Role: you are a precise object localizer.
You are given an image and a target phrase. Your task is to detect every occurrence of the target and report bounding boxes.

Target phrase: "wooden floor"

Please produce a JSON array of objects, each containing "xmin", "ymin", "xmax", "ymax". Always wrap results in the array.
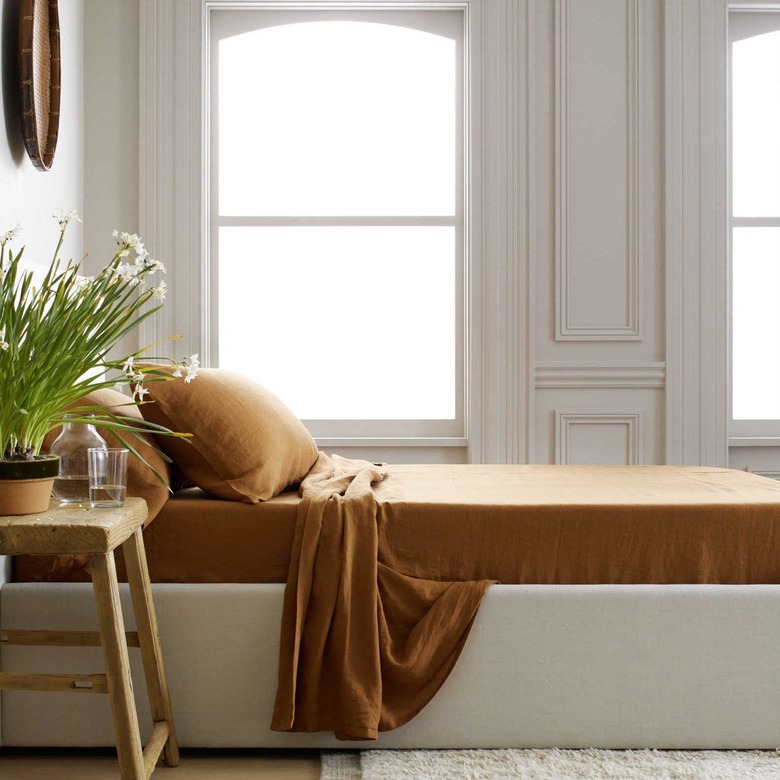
[{"xmin": 0, "ymin": 748, "xmax": 322, "ymax": 779}]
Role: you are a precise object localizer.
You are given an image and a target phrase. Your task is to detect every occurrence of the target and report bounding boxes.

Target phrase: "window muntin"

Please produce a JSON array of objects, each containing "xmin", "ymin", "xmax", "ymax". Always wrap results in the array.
[{"xmin": 210, "ymin": 10, "xmax": 464, "ymax": 438}]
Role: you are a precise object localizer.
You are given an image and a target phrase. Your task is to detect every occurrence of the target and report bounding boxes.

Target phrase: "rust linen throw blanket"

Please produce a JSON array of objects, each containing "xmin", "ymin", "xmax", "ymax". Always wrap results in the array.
[{"xmin": 271, "ymin": 453, "xmax": 493, "ymax": 740}]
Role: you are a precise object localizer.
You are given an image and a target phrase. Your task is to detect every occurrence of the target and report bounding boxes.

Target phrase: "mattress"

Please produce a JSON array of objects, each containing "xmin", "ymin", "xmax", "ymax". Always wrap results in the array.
[
  {"xmin": 7, "ymin": 583, "xmax": 780, "ymax": 748},
  {"xmin": 14, "ymin": 464, "xmax": 780, "ymax": 586}
]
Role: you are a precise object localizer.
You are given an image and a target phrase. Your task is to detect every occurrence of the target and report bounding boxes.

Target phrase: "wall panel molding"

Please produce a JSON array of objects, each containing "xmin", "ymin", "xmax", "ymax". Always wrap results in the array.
[
  {"xmin": 139, "ymin": 0, "xmax": 205, "ymax": 362},
  {"xmin": 554, "ymin": 0, "xmax": 641, "ymax": 341},
  {"xmin": 535, "ymin": 362, "xmax": 665, "ymax": 388},
  {"xmin": 469, "ymin": 0, "xmax": 532, "ymax": 463},
  {"xmin": 664, "ymin": 0, "xmax": 728, "ymax": 466},
  {"xmin": 555, "ymin": 411, "xmax": 643, "ymax": 465}
]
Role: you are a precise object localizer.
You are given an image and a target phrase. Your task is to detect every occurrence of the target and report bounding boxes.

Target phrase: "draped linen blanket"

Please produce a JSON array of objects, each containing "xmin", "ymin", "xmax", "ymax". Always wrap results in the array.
[{"xmin": 271, "ymin": 453, "xmax": 493, "ymax": 740}]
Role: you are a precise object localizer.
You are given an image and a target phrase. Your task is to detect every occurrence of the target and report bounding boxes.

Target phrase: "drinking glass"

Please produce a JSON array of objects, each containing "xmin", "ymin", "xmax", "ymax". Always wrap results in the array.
[{"xmin": 88, "ymin": 448, "xmax": 128, "ymax": 508}]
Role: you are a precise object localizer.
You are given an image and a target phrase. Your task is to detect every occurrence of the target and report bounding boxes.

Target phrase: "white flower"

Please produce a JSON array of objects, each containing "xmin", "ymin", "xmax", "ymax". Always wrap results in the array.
[
  {"xmin": 122, "ymin": 356, "xmax": 135, "ymax": 376},
  {"xmin": 54, "ymin": 209, "xmax": 81, "ymax": 228},
  {"xmin": 113, "ymin": 230, "xmax": 144, "ymax": 263},
  {"xmin": 116, "ymin": 231, "xmax": 141, "ymax": 249},
  {"xmin": 130, "ymin": 371, "xmax": 149, "ymax": 401},
  {"xmin": 72, "ymin": 275, "xmax": 94, "ymax": 292},
  {"xmin": 172, "ymin": 353, "xmax": 199, "ymax": 380},
  {"xmin": 151, "ymin": 280, "xmax": 167, "ymax": 301},
  {"xmin": 132, "ymin": 384, "xmax": 150, "ymax": 402},
  {"xmin": 111, "ymin": 232, "xmax": 165, "ymax": 287},
  {"xmin": 116, "ymin": 263, "xmax": 141, "ymax": 286},
  {"xmin": 184, "ymin": 353, "xmax": 199, "ymax": 383},
  {"xmin": 144, "ymin": 259, "xmax": 166, "ymax": 275},
  {"xmin": 0, "ymin": 327, "xmax": 8, "ymax": 351},
  {"xmin": 0, "ymin": 224, "xmax": 21, "ymax": 244},
  {"xmin": 134, "ymin": 243, "xmax": 149, "ymax": 262}
]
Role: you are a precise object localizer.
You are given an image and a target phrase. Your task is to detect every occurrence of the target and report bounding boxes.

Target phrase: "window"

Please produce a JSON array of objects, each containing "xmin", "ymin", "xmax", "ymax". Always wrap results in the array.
[
  {"xmin": 209, "ymin": 9, "xmax": 465, "ymax": 440},
  {"xmin": 730, "ymin": 12, "xmax": 780, "ymax": 436}
]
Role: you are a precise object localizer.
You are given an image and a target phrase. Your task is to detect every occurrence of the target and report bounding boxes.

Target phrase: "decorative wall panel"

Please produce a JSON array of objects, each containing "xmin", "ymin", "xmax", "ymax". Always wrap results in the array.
[
  {"xmin": 535, "ymin": 362, "xmax": 664, "ymax": 388},
  {"xmin": 555, "ymin": 411, "xmax": 642, "ymax": 465},
  {"xmin": 555, "ymin": 0, "xmax": 641, "ymax": 340}
]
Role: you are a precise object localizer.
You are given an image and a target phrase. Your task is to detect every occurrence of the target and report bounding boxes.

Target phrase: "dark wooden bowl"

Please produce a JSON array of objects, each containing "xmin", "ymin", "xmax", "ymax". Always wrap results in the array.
[{"xmin": 18, "ymin": 0, "xmax": 61, "ymax": 172}]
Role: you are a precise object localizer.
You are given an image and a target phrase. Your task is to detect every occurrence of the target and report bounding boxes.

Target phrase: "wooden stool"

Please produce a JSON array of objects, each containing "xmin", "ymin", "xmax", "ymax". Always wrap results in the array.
[{"xmin": 0, "ymin": 498, "xmax": 179, "ymax": 779}]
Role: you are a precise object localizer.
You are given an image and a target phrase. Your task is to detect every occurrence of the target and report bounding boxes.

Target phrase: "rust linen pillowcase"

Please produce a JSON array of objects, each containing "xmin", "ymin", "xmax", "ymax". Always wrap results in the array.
[
  {"xmin": 139, "ymin": 368, "xmax": 319, "ymax": 503},
  {"xmin": 43, "ymin": 387, "xmax": 172, "ymax": 527}
]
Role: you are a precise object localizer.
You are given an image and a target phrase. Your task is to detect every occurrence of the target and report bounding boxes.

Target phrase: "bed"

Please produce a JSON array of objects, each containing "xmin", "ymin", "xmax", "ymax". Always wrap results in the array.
[{"xmin": 3, "ymin": 373, "xmax": 780, "ymax": 749}]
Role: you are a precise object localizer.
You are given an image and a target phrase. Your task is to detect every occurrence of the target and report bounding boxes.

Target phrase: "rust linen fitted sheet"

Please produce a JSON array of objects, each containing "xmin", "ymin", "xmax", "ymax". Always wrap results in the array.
[
  {"xmin": 373, "ymin": 464, "xmax": 780, "ymax": 584},
  {"xmin": 14, "ymin": 463, "xmax": 780, "ymax": 585},
  {"xmin": 13, "ymin": 488, "xmax": 300, "ymax": 584}
]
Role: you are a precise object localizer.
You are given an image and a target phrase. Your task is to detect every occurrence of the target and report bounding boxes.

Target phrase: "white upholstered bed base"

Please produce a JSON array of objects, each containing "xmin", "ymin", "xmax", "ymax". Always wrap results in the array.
[{"xmin": 1, "ymin": 583, "xmax": 779, "ymax": 749}]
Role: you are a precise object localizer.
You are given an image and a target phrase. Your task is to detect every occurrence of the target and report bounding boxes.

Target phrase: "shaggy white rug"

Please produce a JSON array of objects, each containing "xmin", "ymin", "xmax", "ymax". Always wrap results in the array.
[{"xmin": 320, "ymin": 748, "xmax": 780, "ymax": 779}]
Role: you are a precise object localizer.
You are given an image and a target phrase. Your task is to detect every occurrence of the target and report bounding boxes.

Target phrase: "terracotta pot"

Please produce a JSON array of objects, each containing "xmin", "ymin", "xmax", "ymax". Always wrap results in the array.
[{"xmin": 0, "ymin": 456, "xmax": 59, "ymax": 515}]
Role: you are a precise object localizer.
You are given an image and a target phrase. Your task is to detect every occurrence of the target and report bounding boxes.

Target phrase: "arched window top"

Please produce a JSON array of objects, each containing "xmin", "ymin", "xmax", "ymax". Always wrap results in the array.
[
  {"xmin": 216, "ymin": 15, "xmax": 459, "ymax": 217},
  {"xmin": 222, "ymin": 17, "xmax": 458, "ymax": 45},
  {"xmin": 211, "ymin": 8, "xmax": 462, "ymax": 44}
]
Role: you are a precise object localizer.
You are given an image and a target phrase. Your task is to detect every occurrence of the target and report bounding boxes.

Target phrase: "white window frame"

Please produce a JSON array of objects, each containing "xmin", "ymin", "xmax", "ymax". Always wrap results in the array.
[
  {"xmin": 728, "ymin": 4, "xmax": 780, "ymax": 441},
  {"xmin": 208, "ymin": 8, "xmax": 466, "ymax": 442},
  {"xmin": 139, "ymin": 0, "xmax": 532, "ymax": 463},
  {"xmin": 667, "ymin": 0, "xmax": 780, "ymax": 459}
]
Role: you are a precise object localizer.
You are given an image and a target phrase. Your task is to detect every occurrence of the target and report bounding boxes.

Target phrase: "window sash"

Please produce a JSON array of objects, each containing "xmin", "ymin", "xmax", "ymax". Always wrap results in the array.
[{"xmin": 208, "ymin": 7, "xmax": 466, "ymax": 439}]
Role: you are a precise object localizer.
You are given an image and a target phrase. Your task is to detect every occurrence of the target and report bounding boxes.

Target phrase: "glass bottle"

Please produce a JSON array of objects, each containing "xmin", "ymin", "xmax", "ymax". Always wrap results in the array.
[{"xmin": 50, "ymin": 415, "xmax": 108, "ymax": 504}]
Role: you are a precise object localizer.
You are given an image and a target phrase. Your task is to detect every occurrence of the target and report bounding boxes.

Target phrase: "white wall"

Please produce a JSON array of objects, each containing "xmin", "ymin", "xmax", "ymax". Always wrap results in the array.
[
  {"xmin": 0, "ymin": 0, "xmax": 84, "ymax": 588},
  {"xmin": 0, "ymin": 0, "xmax": 83, "ymax": 268},
  {"xmin": 83, "ymin": 0, "xmax": 139, "ymax": 268},
  {"xmin": 82, "ymin": 0, "xmax": 140, "ymax": 366}
]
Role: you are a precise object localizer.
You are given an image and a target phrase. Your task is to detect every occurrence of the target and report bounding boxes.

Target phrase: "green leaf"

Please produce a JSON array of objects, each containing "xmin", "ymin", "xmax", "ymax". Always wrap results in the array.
[{"xmin": 0, "ymin": 218, "xmax": 197, "ymax": 478}]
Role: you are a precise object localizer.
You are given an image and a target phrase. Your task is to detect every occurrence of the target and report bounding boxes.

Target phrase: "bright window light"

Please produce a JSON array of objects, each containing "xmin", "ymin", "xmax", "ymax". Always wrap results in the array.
[
  {"xmin": 733, "ymin": 31, "xmax": 780, "ymax": 217},
  {"xmin": 218, "ymin": 21, "xmax": 456, "ymax": 217},
  {"xmin": 732, "ymin": 227, "xmax": 780, "ymax": 419},
  {"xmin": 213, "ymin": 16, "xmax": 461, "ymax": 429},
  {"xmin": 218, "ymin": 226, "xmax": 456, "ymax": 419}
]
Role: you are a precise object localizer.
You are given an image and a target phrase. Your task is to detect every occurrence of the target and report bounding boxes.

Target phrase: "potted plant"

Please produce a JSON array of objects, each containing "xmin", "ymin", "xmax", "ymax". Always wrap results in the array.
[{"xmin": 0, "ymin": 211, "xmax": 197, "ymax": 514}]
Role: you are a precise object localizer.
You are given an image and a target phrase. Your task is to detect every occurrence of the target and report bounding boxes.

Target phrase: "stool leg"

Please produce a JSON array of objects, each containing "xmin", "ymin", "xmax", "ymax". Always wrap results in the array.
[
  {"xmin": 123, "ymin": 527, "xmax": 181, "ymax": 767},
  {"xmin": 90, "ymin": 552, "xmax": 145, "ymax": 780}
]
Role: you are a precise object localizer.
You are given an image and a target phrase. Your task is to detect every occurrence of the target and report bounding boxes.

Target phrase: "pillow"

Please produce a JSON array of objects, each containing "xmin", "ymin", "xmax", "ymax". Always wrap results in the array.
[
  {"xmin": 43, "ymin": 387, "xmax": 172, "ymax": 527},
  {"xmin": 139, "ymin": 368, "xmax": 318, "ymax": 502}
]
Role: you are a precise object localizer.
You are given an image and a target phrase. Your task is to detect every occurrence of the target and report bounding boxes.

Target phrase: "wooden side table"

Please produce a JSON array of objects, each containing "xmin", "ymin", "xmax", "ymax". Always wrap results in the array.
[{"xmin": 0, "ymin": 497, "xmax": 179, "ymax": 779}]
